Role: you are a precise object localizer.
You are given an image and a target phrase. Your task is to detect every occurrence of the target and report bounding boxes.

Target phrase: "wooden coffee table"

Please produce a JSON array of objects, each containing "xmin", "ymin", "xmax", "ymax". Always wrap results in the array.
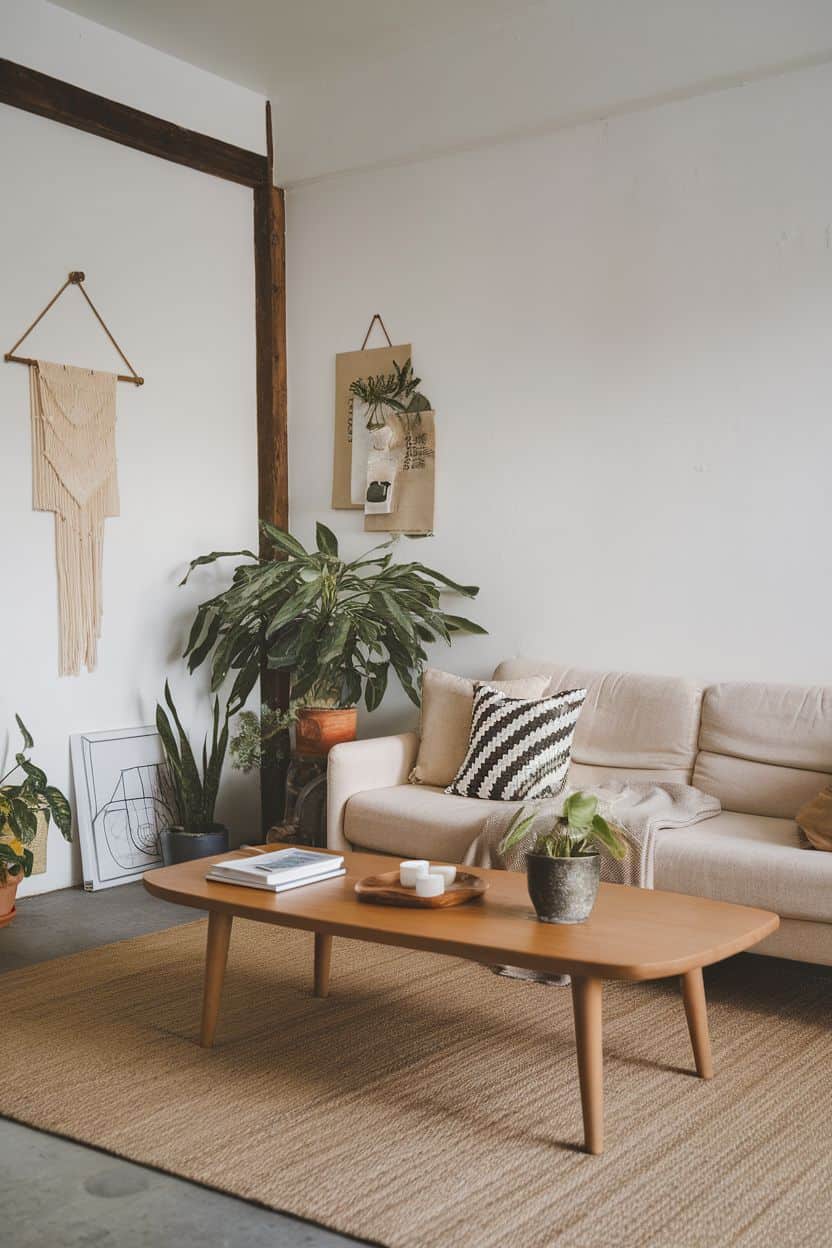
[{"xmin": 144, "ymin": 845, "xmax": 778, "ymax": 1155}]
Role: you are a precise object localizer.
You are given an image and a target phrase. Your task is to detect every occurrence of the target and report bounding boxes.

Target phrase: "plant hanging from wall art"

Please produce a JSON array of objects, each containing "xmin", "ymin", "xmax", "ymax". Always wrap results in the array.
[{"xmin": 350, "ymin": 357, "xmax": 431, "ymax": 431}]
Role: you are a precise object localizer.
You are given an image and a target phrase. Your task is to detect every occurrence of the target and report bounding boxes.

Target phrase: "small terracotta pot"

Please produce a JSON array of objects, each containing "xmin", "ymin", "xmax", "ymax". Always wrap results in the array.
[
  {"xmin": 0, "ymin": 870, "xmax": 22, "ymax": 928},
  {"xmin": 295, "ymin": 706, "xmax": 358, "ymax": 757}
]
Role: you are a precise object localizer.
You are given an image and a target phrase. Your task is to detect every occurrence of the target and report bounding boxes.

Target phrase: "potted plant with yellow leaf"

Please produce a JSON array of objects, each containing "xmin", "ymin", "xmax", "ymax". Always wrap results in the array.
[{"xmin": 0, "ymin": 716, "xmax": 72, "ymax": 926}]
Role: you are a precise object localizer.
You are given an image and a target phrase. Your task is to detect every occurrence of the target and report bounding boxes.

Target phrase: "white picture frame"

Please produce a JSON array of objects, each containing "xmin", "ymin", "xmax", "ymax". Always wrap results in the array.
[{"xmin": 70, "ymin": 726, "xmax": 176, "ymax": 891}]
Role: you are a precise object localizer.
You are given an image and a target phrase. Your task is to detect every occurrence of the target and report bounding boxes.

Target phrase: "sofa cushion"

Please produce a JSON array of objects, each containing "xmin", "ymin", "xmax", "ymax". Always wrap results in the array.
[
  {"xmin": 445, "ymin": 683, "xmax": 586, "ymax": 801},
  {"xmin": 796, "ymin": 784, "xmax": 832, "ymax": 852},
  {"xmin": 410, "ymin": 668, "xmax": 550, "ymax": 788},
  {"xmin": 653, "ymin": 811, "xmax": 832, "ymax": 924},
  {"xmin": 344, "ymin": 785, "xmax": 503, "ymax": 862},
  {"xmin": 692, "ymin": 681, "xmax": 832, "ymax": 818},
  {"xmin": 492, "ymin": 659, "xmax": 702, "ymax": 781}
]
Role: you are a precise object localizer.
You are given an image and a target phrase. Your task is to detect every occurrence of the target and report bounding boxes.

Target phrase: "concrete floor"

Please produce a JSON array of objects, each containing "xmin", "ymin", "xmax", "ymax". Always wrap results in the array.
[{"xmin": 0, "ymin": 883, "xmax": 363, "ymax": 1248}]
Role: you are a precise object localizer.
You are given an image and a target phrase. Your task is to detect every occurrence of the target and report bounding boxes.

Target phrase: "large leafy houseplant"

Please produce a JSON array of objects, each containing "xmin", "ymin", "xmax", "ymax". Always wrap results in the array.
[
  {"xmin": 0, "ymin": 717, "xmax": 72, "ymax": 912},
  {"xmin": 181, "ymin": 522, "xmax": 486, "ymax": 717},
  {"xmin": 155, "ymin": 683, "xmax": 231, "ymax": 862}
]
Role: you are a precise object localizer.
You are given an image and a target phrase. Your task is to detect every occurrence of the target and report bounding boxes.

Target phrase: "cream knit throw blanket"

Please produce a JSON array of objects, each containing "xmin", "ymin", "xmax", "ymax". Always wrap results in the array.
[
  {"xmin": 30, "ymin": 361, "xmax": 119, "ymax": 676},
  {"xmin": 463, "ymin": 779, "xmax": 721, "ymax": 887}
]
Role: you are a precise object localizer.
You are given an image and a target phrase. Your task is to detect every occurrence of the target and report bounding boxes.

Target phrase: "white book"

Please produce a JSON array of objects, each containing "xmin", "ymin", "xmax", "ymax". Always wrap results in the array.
[
  {"xmin": 206, "ymin": 866, "xmax": 346, "ymax": 894},
  {"xmin": 211, "ymin": 848, "xmax": 344, "ymax": 886}
]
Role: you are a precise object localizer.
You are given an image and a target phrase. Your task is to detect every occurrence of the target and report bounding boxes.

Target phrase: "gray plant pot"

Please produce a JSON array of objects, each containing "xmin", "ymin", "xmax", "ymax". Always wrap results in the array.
[
  {"xmin": 526, "ymin": 852, "xmax": 601, "ymax": 924},
  {"xmin": 166, "ymin": 824, "xmax": 229, "ymax": 865}
]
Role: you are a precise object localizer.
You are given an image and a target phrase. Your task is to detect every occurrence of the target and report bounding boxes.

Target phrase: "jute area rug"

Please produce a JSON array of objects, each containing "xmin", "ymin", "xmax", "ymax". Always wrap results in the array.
[{"xmin": 2, "ymin": 919, "xmax": 830, "ymax": 1248}]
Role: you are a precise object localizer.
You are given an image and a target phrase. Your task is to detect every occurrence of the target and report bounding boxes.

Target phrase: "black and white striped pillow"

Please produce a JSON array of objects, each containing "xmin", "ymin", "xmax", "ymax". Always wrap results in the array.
[{"xmin": 445, "ymin": 683, "xmax": 586, "ymax": 801}]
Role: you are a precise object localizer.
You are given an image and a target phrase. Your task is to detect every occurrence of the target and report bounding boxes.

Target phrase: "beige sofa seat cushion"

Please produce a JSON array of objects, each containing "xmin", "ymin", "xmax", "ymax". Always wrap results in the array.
[
  {"xmin": 692, "ymin": 682, "xmax": 832, "ymax": 818},
  {"xmin": 492, "ymin": 659, "xmax": 702, "ymax": 780},
  {"xmin": 653, "ymin": 811, "xmax": 832, "ymax": 924},
  {"xmin": 344, "ymin": 785, "xmax": 506, "ymax": 862},
  {"xmin": 410, "ymin": 668, "xmax": 549, "ymax": 788}
]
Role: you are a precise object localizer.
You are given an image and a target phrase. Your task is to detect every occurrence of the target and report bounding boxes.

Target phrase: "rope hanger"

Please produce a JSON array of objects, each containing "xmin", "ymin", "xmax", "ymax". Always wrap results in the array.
[
  {"xmin": 4, "ymin": 271, "xmax": 144, "ymax": 386},
  {"xmin": 360, "ymin": 313, "xmax": 393, "ymax": 350}
]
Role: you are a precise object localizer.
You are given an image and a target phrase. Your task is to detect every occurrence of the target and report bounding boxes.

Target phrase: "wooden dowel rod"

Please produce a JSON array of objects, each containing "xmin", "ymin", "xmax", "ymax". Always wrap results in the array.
[{"xmin": 4, "ymin": 352, "xmax": 144, "ymax": 386}]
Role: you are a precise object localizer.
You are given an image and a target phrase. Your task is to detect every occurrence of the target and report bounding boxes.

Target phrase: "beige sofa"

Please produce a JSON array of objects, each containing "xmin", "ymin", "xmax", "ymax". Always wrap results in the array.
[{"xmin": 328, "ymin": 660, "xmax": 832, "ymax": 967}]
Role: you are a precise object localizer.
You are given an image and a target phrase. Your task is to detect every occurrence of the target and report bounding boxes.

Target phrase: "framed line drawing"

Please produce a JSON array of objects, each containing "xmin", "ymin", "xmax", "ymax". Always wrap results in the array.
[{"xmin": 70, "ymin": 726, "xmax": 176, "ymax": 890}]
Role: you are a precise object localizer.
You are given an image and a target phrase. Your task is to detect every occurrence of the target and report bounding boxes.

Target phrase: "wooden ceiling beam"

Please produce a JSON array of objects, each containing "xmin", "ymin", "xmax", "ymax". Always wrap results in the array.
[{"xmin": 0, "ymin": 57, "xmax": 268, "ymax": 187}]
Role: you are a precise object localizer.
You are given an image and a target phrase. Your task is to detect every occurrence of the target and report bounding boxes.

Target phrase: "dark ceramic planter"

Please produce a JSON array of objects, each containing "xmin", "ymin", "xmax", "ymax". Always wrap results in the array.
[
  {"xmin": 167, "ymin": 824, "xmax": 229, "ymax": 865},
  {"xmin": 526, "ymin": 852, "xmax": 601, "ymax": 924}
]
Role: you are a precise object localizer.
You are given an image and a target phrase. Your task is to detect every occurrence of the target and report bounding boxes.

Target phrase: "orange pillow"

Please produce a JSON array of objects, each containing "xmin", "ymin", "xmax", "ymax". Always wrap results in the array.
[{"xmin": 796, "ymin": 784, "xmax": 832, "ymax": 851}]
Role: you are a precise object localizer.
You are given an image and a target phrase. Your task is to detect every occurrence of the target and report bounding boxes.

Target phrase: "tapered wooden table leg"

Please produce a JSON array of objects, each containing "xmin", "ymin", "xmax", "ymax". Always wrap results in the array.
[
  {"xmin": 314, "ymin": 932, "xmax": 332, "ymax": 998},
  {"xmin": 571, "ymin": 975, "xmax": 604, "ymax": 1155},
  {"xmin": 200, "ymin": 911, "xmax": 233, "ymax": 1048},
  {"xmin": 682, "ymin": 966, "xmax": 713, "ymax": 1079}
]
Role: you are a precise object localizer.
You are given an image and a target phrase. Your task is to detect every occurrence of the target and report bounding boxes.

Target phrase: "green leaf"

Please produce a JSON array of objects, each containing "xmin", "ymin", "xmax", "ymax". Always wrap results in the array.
[
  {"xmin": 16, "ymin": 756, "xmax": 47, "ymax": 791},
  {"xmin": 259, "ymin": 522, "xmax": 308, "ymax": 560},
  {"xmin": 591, "ymin": 814, "xmax": 628, "ymax": 860},
  {"xmin": 563, "ymin": 791, "xmax": 598, "ymax": 830},
  {"xmin": 15, "ymin": 715, "xmax": 34, "ymax": 750},
  {"xmin": 499, "ymin": 807, "xmax": 537, "ymax": 856},
  {"xmin": 227, "ymin": 658, "xmax": 260, "ymax": 716},
  {"xmin": 179, "ymin": 550, "xmax": 257, "ymax": 586},
  {"xmin": 315, "ymin": 522, "xmax": 339, "ymax": 557},
  {"xmin": 9, "ymin": 796, "xmax": 37, "ymax": 843},
  {"xmin": 408, "ymin": 563, "xmax": 479, "ymax": 597},
  {"xmin": 441, "ymin": 614, "xmax": 489, "ymax": 636},
  {"xmin": 42, "ymin": 786, "xmax": 71, "ymax": 840}
]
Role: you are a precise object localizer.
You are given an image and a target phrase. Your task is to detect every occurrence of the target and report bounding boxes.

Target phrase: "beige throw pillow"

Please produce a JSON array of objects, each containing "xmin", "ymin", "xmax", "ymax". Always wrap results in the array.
[
  {"xmin": 410, "ymin": 668, "xmax": 550, "ymax": 788},
  {"xmin": 797, "ymin": 784, "xmax": 832, "ymax": 851}
]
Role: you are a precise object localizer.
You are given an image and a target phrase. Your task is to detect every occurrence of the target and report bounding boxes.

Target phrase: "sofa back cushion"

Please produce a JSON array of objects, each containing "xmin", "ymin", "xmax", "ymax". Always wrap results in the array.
[
  {"xmin": 692, "ymin": 682, "xmax": 832, "ymax": 818},
  {"xmin": 491, "ymin": 659, "xmax": 703, "ymax": 782},
  {"xmin": 410, "ymin": 667, "xmax": 550, "ymax": 788}
]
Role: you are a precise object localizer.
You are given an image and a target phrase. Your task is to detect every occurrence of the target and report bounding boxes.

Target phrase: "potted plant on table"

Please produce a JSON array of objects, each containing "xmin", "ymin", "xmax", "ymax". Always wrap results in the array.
[
  {"xmin": 155, "ymin": 683, "xmax": 231, "ymax": 864},
  {"xmin": 0, "ymin": 716, "xmax": 72, "ymax": 926},
  {"xmin": 501, "ymin": 793, "xmax": 628, "ymax": 924},
  {"xmin": 180, "ymin": 521, "xmax": 486, "ymax": 759}
]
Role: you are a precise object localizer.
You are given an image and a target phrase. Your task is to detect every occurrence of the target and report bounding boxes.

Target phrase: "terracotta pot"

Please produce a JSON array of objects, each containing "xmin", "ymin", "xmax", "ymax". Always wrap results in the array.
[
  {"xmin": 295, "ymin": 706, "xmax": 358, "ymax": 757},
  {"xmin": 0, "ymin": 870, "xmax": 22, "ymax": 928}
]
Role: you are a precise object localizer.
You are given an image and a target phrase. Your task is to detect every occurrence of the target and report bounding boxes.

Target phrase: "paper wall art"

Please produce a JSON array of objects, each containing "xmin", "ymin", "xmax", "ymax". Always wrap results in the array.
[
  {"xmin": 332, "ymin": 340, "xmax": 412, "ymax": 510},
  {"xmin": 332, "ymin": 318, "xmax": 436, "ymax": 534},
  {"xmin": 70, "ymin": 726, "xmax": 175, "ymax": 890}
]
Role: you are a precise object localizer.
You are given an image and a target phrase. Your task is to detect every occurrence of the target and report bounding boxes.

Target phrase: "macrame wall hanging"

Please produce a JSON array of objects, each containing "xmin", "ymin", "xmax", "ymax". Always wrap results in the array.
[{"xmin": 5, "ymin": 271, "xmax": 144, "ymax": 676}]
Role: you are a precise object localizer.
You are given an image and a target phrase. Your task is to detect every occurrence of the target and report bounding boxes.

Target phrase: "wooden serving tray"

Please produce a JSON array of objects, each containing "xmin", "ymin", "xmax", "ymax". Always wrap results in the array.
[{"xmin": 355, "ymin": 869, "xmax": 487, "ymax": 908}]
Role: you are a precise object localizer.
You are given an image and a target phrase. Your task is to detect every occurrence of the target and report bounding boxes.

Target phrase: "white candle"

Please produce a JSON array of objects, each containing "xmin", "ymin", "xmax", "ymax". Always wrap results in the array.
[
  {"xmin": 416, "ymin": 872, "xmax": 445, "ymax": 898},
  {"xmin": 431, "ymin": 864, "xmax": 456, "ymax": 886},
  {"xmin": 399, "ymin": 859, "xmax": 430, "ymax": 888}
]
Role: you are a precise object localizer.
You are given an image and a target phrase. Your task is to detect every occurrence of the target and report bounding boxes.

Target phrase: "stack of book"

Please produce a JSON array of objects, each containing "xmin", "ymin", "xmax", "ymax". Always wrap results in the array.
[{"xmin": 206, "ymin": 848, "xmax": 345, "ymax": 893}]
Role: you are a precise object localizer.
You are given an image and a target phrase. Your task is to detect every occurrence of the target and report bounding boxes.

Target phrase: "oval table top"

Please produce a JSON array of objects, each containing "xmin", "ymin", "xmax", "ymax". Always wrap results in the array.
[{"xmin": 144, "ymin": 844, "xmax": 779, "ymax": 982}]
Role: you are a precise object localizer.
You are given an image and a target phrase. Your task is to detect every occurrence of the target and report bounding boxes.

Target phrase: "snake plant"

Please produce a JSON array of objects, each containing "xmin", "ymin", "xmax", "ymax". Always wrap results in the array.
[{"xmin": 155, "ymin": 683, "xmax": 229, "ymax": 834}]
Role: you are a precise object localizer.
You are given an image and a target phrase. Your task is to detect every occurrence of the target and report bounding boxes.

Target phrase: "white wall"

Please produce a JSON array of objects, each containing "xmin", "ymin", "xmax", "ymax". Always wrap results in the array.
[
  {"xmin": 286, "ymin": 59, "xmax": 832, "ymax": 739},
  {"xmin": 1, "ymin": 0, "xmax": 266, "ymax": 894}
]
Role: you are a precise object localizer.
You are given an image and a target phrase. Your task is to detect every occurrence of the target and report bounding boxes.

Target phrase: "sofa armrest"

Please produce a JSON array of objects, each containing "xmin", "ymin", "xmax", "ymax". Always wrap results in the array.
[{"xmin": 327, "ymin": 733, "xmax": 419, "ymax": 853}]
